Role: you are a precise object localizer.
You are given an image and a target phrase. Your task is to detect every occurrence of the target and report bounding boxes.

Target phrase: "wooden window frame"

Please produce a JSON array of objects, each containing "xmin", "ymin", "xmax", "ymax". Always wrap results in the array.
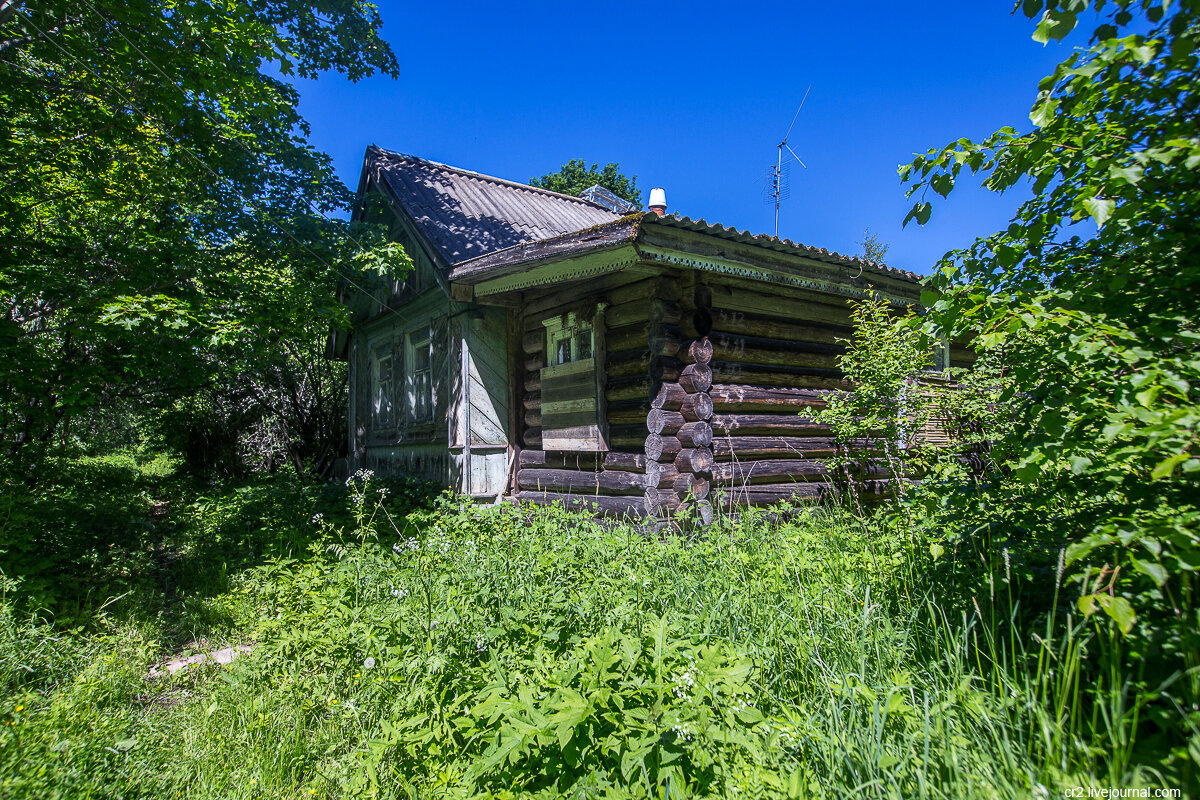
[
  {"xmin": 369, "ymin": 339, "xmax": 397, "ymax": 433},
  {"xmin": 540, "ymin": 309, "xmax": 607, "ymax": 452},
  {"xmin": 544, "ymin": 312, "xmax": 594, "ymax": 367},
  {"xmin": 405, "ymin": 328, "xmax": 434, "ymax": 423}
]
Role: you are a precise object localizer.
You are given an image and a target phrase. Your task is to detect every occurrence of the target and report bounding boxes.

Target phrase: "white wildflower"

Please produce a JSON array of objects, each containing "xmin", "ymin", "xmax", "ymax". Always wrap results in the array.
[
  {"xmin": 363, "ymin": 657, "xmax": 375, "ymax": 670},
  {"xmin": 672, "ymin": 669, "xmax": 697, "ymax": 699},
  {"xmin": 346, "ymin": 468, "xmax": 375, "ymax": 486}
]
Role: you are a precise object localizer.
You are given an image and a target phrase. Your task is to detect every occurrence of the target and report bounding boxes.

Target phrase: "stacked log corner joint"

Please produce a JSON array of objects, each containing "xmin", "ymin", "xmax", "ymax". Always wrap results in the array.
[{"xmin": 643, "ymin": 280, "xmax": 715, "ymax": 528}]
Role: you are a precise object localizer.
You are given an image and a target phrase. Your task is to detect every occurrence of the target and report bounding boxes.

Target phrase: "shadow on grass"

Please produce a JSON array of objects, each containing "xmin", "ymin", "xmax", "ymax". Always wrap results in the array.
[{"xmin": 0, "ymin": 454, "xmax": 440, "ymax": 649}]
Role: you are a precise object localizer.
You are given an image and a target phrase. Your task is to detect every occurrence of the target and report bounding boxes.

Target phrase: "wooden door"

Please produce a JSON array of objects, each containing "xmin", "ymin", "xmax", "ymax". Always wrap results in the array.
[{"xmin": 456, "ymin": 308, "xmax": 511, "ymax": 496}]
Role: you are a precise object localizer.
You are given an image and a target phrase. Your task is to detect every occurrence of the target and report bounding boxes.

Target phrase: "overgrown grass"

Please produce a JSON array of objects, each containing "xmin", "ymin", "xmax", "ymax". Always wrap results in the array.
[{"xmin": 0, "ymin": 461, "xmax": 1191, "ymax": 797}]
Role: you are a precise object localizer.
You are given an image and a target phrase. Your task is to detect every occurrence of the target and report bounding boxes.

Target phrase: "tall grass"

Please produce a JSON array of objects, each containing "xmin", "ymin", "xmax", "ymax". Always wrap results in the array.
[{"xmin": 0, "ymin": 466, "xmax": 1188, "ymax": 798}]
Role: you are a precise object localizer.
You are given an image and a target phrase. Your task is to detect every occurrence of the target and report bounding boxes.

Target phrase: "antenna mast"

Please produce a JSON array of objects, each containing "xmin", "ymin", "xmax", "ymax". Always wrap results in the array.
[{"xmin": 769, "ymin": 86, "xmax": 811, "ymax": 238}]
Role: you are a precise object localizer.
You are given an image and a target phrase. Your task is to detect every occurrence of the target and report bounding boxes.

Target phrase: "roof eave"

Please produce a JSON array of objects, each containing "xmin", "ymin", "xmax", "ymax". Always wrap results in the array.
[
  {"xmin": 641, "ymin": 214, "xmax": 920, "ymax": 283},
  {"xmin": 448, "ymin": 215, "xmax": 642, "ymax": 285}
]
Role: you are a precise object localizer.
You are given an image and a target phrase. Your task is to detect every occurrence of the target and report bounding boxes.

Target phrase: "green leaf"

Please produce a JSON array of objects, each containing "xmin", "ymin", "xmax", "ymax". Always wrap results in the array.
[
  {"xmin": 1082, "ymin": 195, "xmax": 1115, "ymax": 227},
  {"xmin": 1079, "ymin": 594, "xmax": 1136, "ymax": 635},
  {"xmin": 1099, "ymin": 595, "xmax": 1136, "ymax": 634},
  {"xmin": 930, "ymin": 542, "xmax": 944, "ymax": 561},
  {"xmin": 1131, "ymin": 558, "xmax": 1168, "ymax": 587},
  {"xmin": 903, "ymin": 202, "xmax": 932, "ymax": 227},
  {"xmin": 1108, "ymin": 164, "xmax": 1143, "ymax": 186},
  {"xmin": 1151, "ymin": 452, "xmax": 1189, "ymax": 480},
  {"xmin": 931, "ymin": 173, "xmax": 955, "ymax": 198},
  {"xmin": 1030, "ymin": 98, "xmax": 1058, "ymax": 127},
  {"xmin": 1136, "ymin": 385, "xmax": 1160, "ymax": 407},
  {"xmin": 1033, "ymin": 9, "xmax": 1078, "ymax": 43}
]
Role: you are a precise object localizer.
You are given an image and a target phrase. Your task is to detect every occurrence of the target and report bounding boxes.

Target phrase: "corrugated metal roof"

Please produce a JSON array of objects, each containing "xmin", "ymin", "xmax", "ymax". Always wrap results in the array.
[
  {"xmin": 644, "ymin": 215, "xmax": 920, "ymax": 282},
  {"xmin": 365, "ymin": 146, "xmax": 619, "ymax": 268}
]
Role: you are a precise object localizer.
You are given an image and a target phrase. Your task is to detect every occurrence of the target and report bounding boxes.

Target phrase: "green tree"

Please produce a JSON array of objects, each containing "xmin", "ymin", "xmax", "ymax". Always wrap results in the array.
[
  {"xmin": 856, "ymin": 228, "xmax": 890, "ymax": 263},
  {"xmin": 0, "ymin": 1, "xmax": 403, "ymax": 480},
  {"xmin": 530, "ymin": 159, "xmax": 642, "ymax": 206},
  {"xmin": 901, "ymin": 0, "xmax": 1198, "ymax": 779}
]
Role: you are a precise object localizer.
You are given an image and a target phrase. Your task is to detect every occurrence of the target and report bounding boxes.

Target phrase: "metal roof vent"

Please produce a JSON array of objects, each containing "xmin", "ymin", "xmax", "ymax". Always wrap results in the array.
[
  {"xmin": 580, "ymin": 184, "xmax": 638, "ymax": 214},
  {"xmin": 648, "ymin": 187, "xmax": 667, "ymax": 216}
]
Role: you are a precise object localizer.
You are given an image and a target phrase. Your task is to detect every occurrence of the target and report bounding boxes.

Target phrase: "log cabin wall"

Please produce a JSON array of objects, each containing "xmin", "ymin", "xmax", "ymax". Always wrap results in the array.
[
  {"xmin": 507, "ymin": 265, "xmax": 911, "ymax": 517},
  {"xmin": 702, "ymin": 276, "xmax": 854, "ymax": 511},
  {"xmin": 514, "ymin": 270, "xmax": 670, "ymax": 517},
  {"xmin": 643, "ymin": 274, "xmax": 716, "ymax": 525},
  {"xmin": 503, "ymin": 238, "xmax": 930, "ymax": 518}
]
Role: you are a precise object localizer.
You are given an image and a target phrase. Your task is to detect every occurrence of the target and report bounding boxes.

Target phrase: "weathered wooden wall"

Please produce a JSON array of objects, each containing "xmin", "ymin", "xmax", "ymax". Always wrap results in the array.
[
  {"xmin": 350, "ymin": 289, "xmax": 454, "ymax": 485},
  {"xmin": 515, "ymin": 271, "xmax": 665, "ymax": 516},
  {"xmin": 701, "ymin": 276, "xmax": 848, "ymax": 512},
  {"xmin": 512, "ymin": 264, "xmax": 936, "ymax": 519}
]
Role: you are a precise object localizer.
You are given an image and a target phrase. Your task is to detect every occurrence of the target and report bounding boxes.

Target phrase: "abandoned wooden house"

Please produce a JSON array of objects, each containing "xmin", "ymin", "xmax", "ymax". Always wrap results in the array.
[{"xmin": 330, "ymin": 146, "xmax": 966, "ymax": 520}]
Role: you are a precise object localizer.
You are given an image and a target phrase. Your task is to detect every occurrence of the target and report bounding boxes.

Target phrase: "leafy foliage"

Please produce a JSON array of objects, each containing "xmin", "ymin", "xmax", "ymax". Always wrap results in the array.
[
  {"xmin": 529, "ymin": 159, "xmax": 642, "ymax": 206},
  {"xmin": 856, "ymin": 229, "xmax": 890, "ymax": 263},
  {"xmin": 898, "ymin": 0, "xmax": 1199, "ymax": 780},
  {"xmin": 817, "ymin": 297, "xmax": 1018, "ymax": 522},
  {"xmin": 1, "ymin": 461, "xmax": 1182, "ymax": 797},
  {"xmin": 0, "ymin": 1, "xmax": 405, "ymax": 479},
  {"xmin": 814, "ymin": 298, "xmax": 936, "ymax": 514}
]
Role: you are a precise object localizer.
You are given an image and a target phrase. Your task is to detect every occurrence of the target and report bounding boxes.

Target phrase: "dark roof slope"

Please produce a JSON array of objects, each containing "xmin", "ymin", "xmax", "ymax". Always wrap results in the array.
[{"xmin": 363, "ymin": 146, "xmax": 619, "ymax": 268}]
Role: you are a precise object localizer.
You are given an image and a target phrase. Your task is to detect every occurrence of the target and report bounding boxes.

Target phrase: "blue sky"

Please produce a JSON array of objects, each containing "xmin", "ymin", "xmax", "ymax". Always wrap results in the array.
[{"xmin": 291, "ymin": 1, "xmax": 1087, "ymax": 275}]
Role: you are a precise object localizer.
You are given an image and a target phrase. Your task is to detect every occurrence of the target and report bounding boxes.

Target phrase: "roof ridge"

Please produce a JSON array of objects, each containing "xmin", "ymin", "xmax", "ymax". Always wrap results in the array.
[{"xmin": 367, "ymin": 145, "xmax": 615, "ymax": 213}]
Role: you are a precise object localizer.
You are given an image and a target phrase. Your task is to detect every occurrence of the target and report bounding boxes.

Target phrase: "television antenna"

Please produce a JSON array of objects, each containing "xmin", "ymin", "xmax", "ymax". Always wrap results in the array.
[{"xmin": 767, "ymin": 86, "xmax": 810, "ymax": 238}]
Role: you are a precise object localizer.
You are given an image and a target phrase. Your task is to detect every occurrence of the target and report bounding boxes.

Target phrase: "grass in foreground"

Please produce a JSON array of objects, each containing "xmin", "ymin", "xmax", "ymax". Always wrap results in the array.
[{"xmin": 0, "ymin": 461, "xmax": 1186, "ymax": 798}]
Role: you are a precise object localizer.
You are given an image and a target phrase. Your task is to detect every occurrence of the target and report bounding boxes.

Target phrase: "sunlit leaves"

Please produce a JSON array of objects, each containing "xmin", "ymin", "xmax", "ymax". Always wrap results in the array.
[
  {"xmin": 897, "ymin": 0, "xmax": 1200, "ymax": 656},
  {"xmin": 0, "ymin": 1, "xmax": 399, "ymax": 471},
  {"xmin": 1033, "ymin": 8, "xmax": 1080, "ymax": 44},
  {"xmin": 1080, "ymin": 194, "xmax": 1114, "ymax": 226},
  {"xmin": 529, "ymin": 160, "xmax": 641, "ymax": 206},
  {"xmin": 1078, "ymin": 593, "xmax": 1136, "ymax": 634}
]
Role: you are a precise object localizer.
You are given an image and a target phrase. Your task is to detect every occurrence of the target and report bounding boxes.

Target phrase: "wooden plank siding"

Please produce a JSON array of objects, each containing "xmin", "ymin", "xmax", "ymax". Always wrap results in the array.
[
  {"xmin": 349, "ymin": 287, "xmax": 457, "ymax": 486},
  {"xmin": 541, "ymin": 359, "xmax": 603, "ymax": 451}
]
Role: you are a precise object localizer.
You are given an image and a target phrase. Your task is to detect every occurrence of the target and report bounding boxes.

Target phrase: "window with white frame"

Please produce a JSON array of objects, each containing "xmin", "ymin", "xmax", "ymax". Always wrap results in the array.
[
  {"xmin": 370, "ymin": 341, "xmax": 396, "ymax": 431},
  {"xmin": 545, "ymin": 312, "xmax": 593, "ymax": 366},
  {"xmin": 406, "ymin": 328, "xmax": 433, "ymax": 421}
]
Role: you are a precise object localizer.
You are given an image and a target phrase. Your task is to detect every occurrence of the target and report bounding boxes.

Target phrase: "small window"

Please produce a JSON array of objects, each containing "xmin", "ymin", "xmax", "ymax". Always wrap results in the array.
[
  {"xmin": 370, "ymin": 342, "xmax": 396, "ymax": 431},
  {"xmin": 544, "ymin": 312, "xmax": 593, "ymax": 366},
  {"xmin": 540, "ymin": 311, "xmax": 604, "ymax": 451},
  {"xmin": 406, "ymin": 329, "xmax": 433, "ymax": 422}
]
